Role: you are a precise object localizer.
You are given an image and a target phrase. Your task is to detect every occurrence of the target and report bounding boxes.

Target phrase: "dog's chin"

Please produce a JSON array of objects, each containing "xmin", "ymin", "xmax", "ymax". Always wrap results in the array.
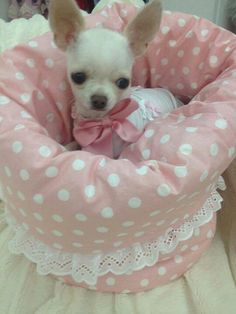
[{"xmin": 77, "ymin": 105, "xmax": 111, "ymax": 119}]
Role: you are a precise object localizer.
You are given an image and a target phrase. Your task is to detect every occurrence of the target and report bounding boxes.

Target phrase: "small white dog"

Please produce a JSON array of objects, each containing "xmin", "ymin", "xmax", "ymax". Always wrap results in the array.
[{"xmin": 49, "ymin": 0, "xmax": 180, "ymax": 158}]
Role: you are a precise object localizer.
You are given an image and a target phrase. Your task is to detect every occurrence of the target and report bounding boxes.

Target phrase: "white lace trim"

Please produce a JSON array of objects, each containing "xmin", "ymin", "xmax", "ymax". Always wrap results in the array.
[{"xmin": 4, "ymin": 177, "xmax": 225, "ymax": 286}]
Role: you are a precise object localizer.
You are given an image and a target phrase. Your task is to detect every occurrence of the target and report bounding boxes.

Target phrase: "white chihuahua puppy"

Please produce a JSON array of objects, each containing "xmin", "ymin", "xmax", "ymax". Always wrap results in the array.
[{"xmin": 49, "ymin": 0, "xmax": 180, "ymax": 158}]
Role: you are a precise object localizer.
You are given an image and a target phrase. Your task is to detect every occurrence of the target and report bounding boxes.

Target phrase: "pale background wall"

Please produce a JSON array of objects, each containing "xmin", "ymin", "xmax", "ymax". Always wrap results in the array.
[{"xmin": 0, "ymin": 0, "xmax": 231, "ymax": 28}]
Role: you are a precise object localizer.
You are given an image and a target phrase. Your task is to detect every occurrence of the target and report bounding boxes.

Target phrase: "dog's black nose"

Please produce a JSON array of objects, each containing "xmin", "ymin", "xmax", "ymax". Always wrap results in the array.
[{"xmin": 91, "ymin": 95, "xmax": 108, "ymax": 110}]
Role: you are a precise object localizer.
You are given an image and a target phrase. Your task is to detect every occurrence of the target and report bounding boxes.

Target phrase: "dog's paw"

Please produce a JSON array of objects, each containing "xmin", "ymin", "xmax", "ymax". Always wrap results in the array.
[{"xmin": 65, "ymin": 141, "xmax": 80, "ymax": 151}]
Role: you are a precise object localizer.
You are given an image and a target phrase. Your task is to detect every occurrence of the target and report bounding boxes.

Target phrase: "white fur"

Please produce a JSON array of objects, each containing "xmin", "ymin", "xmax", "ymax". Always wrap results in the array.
[{"xmin": 67, "ymin": 28, "xmax": 134, "ymax": 118}]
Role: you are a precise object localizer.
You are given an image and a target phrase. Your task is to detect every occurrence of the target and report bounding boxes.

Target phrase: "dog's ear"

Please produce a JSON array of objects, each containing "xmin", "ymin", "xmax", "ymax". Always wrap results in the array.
[
  {"xmin": 49, "ymin": 0, "xmax": 85, "ymax": 51},
  {"xmin": 124, "ymin": 0, "xmax": 162, "ymax": 57}
]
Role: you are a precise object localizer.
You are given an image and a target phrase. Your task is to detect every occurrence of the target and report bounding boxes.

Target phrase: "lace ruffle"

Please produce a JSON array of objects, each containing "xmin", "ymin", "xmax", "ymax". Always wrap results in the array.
[{"xmin": 4, "ymin": 177, "xmax": 225, "ymax": 286}]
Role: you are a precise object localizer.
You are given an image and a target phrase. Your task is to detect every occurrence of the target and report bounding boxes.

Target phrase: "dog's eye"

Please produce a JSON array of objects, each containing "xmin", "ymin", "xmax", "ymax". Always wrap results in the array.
[
  {"xmin": 116, "ymin": 78, "xmax": 130, "ymax": 89},
  {"xmin": 71, "ymin": 72, "xmax": 87, "ymax": 85}
]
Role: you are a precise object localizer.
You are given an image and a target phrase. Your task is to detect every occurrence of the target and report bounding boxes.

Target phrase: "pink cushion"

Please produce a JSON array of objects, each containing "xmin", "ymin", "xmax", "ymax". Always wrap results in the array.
[{"xmin": 0, "ymin": 3, "xmax": 235, "ymax": 293}]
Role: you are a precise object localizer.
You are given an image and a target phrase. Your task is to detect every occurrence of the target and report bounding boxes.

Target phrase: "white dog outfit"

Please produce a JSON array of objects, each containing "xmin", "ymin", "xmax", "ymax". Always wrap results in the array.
[{"xmin": 72, "ymin": 87, "xmax": 182, "ymax": 158}]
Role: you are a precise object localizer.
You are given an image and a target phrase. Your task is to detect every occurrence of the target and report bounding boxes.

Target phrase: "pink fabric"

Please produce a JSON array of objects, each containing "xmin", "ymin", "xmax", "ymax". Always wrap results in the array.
[
  {"xmin": 72, "ymin": 98, "xmax": 142, "ymax": 158},
  {"xmin": 1, "ymin": 3, "xmax": 236, "ymax": 293}
]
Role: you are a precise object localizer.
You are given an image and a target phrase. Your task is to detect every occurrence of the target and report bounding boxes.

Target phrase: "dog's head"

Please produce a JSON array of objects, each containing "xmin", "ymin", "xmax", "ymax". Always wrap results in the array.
[{"xmin": 49, "ymin": 0, "xmax": 162, "ymax": 118}]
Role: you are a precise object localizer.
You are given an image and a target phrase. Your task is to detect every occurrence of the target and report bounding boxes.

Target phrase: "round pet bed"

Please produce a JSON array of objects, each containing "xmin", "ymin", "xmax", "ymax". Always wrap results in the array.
[{"xmin": 0, "ymin": 2, "xmax": 236, "ymax": 293}]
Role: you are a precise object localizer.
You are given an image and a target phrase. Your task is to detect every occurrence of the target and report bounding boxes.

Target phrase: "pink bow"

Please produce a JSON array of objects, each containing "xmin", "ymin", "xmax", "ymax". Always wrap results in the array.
[{"xmin": 73, "ymin": 99, "xmax": 142, "ymax": 158}]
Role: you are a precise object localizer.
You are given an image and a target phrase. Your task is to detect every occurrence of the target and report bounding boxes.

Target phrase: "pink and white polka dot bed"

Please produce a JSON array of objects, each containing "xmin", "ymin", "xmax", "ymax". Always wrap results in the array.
[{"xmin": 0, "ymin": 2, "xmax": 236, "ymax": 293}]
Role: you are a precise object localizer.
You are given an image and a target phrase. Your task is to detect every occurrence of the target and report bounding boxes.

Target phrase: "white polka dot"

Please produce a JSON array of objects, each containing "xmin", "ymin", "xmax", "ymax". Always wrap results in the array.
[
  {"xmin": 42, "ymin": 80, "xmax": 49, "ymax": 88},
  {"xmin": 158, "ymin": 266, "xmax": 167, "ymax": 275},
  {"xmin": 84, "ymin": 185, "xmax": 96, "ymax": 198},
  {"xmin": 53, "ymin": 243, "xmax": 63, "ymax": 250},
  {"xmin": 169, "ymin": 40, "xmax": 177, "ymax": 47},
  {"xmin": 134, "ymin": 231, "xmax": 145, "ymax": 238},
  {"xmin": 191, "ymin": 82, "xmax": 198, "ymax": 89},
  {"xmin": 52, "ymin": 214, "xmax": 64, "ymax": 223},
  {"xmin": 181, "ymin": 244, "xmax": 188, "ymax": 252},
  {"xmin": 176, "ymin": 83, "xmax": 184, "ymax": 90},
  {"xmin": 19, "ymin": 169, "xmax": 30, "ymax": 181},
  {"xmin": 142, "ymin": 222, "xmax": 151, "ymax": 228},
  {"xmin": 192, "ymin": 113, "xmax": 202, "ymax": 120},
  {"xmin": 157, "ymin": 184, "xmax": 171, "ymax": 197},
  {"xmin": 4, "ymin": 166, "xmax": 12, "ymax": 177},
  {"xmin": 160, "ymin": 134, "xmax": 170, "ymax": 144},
  {"xmin": 117, "ymin": 232, "xmax": 128, "ymax": 237},
  {"xmin": 33, "ymin": 212, "xmax": 43, "ymax": 221},
  {"xmin": 57, "ymin": 189, "xmax": 70, "ymax": 201},
  {"xmin": 107, "ymin": 173, "xmax": 120, "ymax": 187},
  {"xmin": 99, "ymin": 158, "xmax": 106, "ymax": 167},
  {"xmin": 46, "ymin": 113, "xmax": 55, "ymax": 123},
  {"xmin": 210, "ymin": 143, "xmax": 219, "ymax": 156},
  {"xmin": 6, "ymin": 186, "xmax": 13, "ymax": 195},
  {"xmin": 33, "ymin": 194, "xmax": 44, "ymax": 204},
  {"xmin": 179, "ymin": 144, "xmax": 192, "ymax": 155},
  {"xmin": 94, "ymin": 239, "xmax": 104, "ymax": 244},
  {"xmin": 59, "ymin": 81, "xmax": 67, "ymax": 91},
  {"xmin": 75, "ymin": 213, "xmax": 87, "ymax": 222},
  {"xmin": 136, "ymin": 166, "xmax": 148, "ymax": 175},
  {"xmin": 106, "ymin": 277, "xmax": 115, "ymax": 286},
  {"xmin": 28, "ymin": 40, "xmax": 38, "ymax": 47},
  {"xmin": 20, "ymin": 93, "xmax": 31, "ymax": 103},
  {"xmin": 113, "ymin": 241, "xmax": 123, "ymax": 247},
  {"xmin": 142, "ymin": 149, "xmax": 151, "ymax": 160},
  {"xmin": 215, "ymin": 119, "xmax": 227, "ymax": 129},
  {"xmin": 177, "ymin": 50, "xmax": 184, "ymax": 58},
  {"xmin": 128, "ymin": 197, "xmax": 142, "ymax": 209},
  {"xmin": 149, "ymin": 209, "xmax": 161, "ymax": 217},
  {"xmin": 191, "ymin": 245, "xmax": 199, "ymax": 251},
  {"xmin": 161, "ymin": 58, "xmax": 169, "ymax": 66},
  {"xmin": 207, "ymin": 229, "xmax": 214, "ymax": 239},
  {"xmin": 52, "ymin": 230, "xmax": 63, "ymax": 237},
  {"xmin": 200, "ymin": 170, "xmax": 208, "ymax": 182},
  {"xmin": 174, "ymin": 166, "xmax": 188, "ymax": 178},
  {"xmin": 26, "ymin": 58, "xmax": 35, "ymax": 68},
  {"xmin": 37, "ymin": 91, "xmax": 45, "ymax": 101},
  {"xmin": 156, "ymin": 220, "xmax": 165, "ymax": 226},
  {"xmin": 45, "ymin": 166, "xmax": 58, "ymax": 178},
  {"xmin": 144, "ymin": 129, "xmax": 154, "ymax": 138},
  {"xmin": 19, "ymin": 208, "xmax": 27, "ymax": 217},
  {"xmin": 201, "ymin": 29, "xmax": 209, "ymax": 37},
  {"xmin": 140, "ymin": 279, "xmax": 149, "ymax": 287},
  {"xmin": 228, "ymin": 147, "xmax": 235, "ymax": 158},
  {"xmin": 17, "ymin": 191, "xmax": 26, "ymax": 201},
  {"xmin": 72, "ymin": 159, "xmax": 85, "ymax": 171},
  {"xmin": 194, "ymin": 228, "xmax": 200, "ymax": 237},
  {"xmin": 39, "ymin": 145, "xmax": 52, "ymax": 157},
  {"xmin": 182, "ymin": 67, "xmax": 190, "ymax": 75},
  {"xmin": 185, "ymin": 127, "xmax": 198, "ymax": 133},
  {"xmin": 45, "ymin": 58, "xmax": 54, "ymax": 68},
  {"xmin": 21, "ymin": 111, "xmax": 31, "ymax": 119},
  {"xmin": 209, "ymin": 55, "xmax": 218, "ymax": 66},
  {"xmin": 36, "ymin": 227, "xmax": 44, "ymax": 234},
  {"xmin": 101, "ymin": 207, "xmax": 114, "ymax": 219},
  {"xmin": 192, "ymin": 47, "xmax": 200, "ymax": 55},
  {"xmin": 97, "ymin": 226, "xmax": 109, "ymax": 233},
  {"xmin": 122, "ymin": 221, "xmax": 134, "ymax": 227},
  {"xmin": 14, "ymin": 124, "xmax": 25, "ymax": 131},
  {"xmin": 178, "ymin": 18, "xmax": 186, "ymax": 27},
  {"xmin": 72, "ymin": 242, "xmax": 83, "ymax": 248},
  {"xmin": 73, "ymin": 229, "xmax": 84, "ymax": 236},
  {"xmin": 15, "ymin": 72, "xmax": 25, "ymax": 80},
  {"xmin": 198, "ymin": 62, "xmax": 204, "ymax": 70},
  {"xmin": 174, "ymin": 255, "xmax": 183, "ymax": 264},
  {"xmin": 161, "ymin": 26, "xmax": 170, "ymax": 34},
  {"xmin": 12, "ymin": 141, "xmax": 23, "ymax": 153},
  {"xmin": 56, "ymin": 102, "xmax": 64, "ymax": 111}
]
